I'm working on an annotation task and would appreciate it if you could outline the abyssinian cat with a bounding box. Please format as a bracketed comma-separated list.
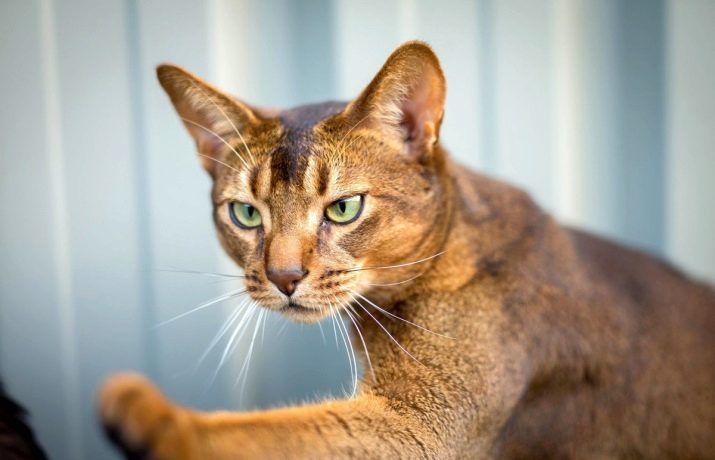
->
[98, 42, 715, 459]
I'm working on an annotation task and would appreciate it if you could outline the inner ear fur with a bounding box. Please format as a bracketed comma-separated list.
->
[344, 41, 446, 159]
[156, 64, 259, 175]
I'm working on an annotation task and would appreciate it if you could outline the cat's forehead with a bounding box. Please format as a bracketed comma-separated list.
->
[217, 100, 368, 204]
[214, 102, 346, 201]
[266, 101, 348, 187]
[278, 101, 347, 130]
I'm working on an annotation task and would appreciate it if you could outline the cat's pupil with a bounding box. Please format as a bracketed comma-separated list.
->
[246, 206, 254, 217]
[339, 201, 346, 213]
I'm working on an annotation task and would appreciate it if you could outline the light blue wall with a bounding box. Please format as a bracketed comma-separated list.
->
[1, 1, 713, 458]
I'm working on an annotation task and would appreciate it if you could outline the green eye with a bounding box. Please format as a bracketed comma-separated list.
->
[229, 202, 262, 228]
[325, 195, 363, 224]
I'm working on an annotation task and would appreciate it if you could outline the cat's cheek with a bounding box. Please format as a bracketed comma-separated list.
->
[315, 219, 332, 253]
[215, 229, 253, 268]
[335, 214, 382, 260]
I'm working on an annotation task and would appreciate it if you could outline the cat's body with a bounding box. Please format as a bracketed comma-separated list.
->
[99, 42, 715, 459]
[439, 167, 715, 458]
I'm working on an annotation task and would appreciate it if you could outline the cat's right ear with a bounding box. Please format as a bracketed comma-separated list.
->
[156, 64, 259, 176]
[340, 41, 446, 161]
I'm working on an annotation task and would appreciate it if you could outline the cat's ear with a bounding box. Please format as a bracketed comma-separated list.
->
[156, 64, 259, 175]
[344, 41, 446, 160]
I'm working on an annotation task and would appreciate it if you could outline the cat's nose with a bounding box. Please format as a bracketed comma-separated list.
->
[266, 267, 307, 296]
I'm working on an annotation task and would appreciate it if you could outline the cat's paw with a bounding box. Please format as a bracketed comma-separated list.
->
[98, 373, 199, 460]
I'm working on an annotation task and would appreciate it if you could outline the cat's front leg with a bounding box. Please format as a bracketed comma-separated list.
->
[98, 372, 443, 459]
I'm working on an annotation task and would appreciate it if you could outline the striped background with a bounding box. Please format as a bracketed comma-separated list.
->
[1, 1, 713, 458]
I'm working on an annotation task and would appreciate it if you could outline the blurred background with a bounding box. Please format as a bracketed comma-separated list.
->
[1, 0, 714, 458]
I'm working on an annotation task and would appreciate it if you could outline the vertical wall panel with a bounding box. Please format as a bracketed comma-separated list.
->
[414, 0, 482, 169]
[567, 1, 620, 238]
[288, 0, 338, 104]
[0, 2, 80, 458]
[552, 0, 666, 260]
[613, 0, 666, 255]
[666, 0, 715, 281]
[476, 0, 498, 173]
[492, 0, 556, 210]
[52, 0, 146, 457]
[124, 0, 158, 390]
[553, 0, 585, 223]
[134, 0, 233, 413]
[334, 0, 404, 99]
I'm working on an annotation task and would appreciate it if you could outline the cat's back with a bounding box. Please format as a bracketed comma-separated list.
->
[490, 228, 715, 459]
[564, 229, 715, 457]
[568, 227, 715, 338]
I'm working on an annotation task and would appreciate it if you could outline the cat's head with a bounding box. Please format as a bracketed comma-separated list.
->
[158, 42, 452, 322]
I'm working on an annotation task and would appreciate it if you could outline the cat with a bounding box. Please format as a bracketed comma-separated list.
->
[98, 41, 715, 459]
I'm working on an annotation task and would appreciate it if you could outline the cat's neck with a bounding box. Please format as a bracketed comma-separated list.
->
[415, 156, 551, 295]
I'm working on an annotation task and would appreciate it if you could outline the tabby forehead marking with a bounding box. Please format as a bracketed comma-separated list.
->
[316, 161, 330, 196]
[268, 102, 347, 189]
[302, 156, 332, 197]
[237, 168, 251, 197]
[250, 159, 272, 201]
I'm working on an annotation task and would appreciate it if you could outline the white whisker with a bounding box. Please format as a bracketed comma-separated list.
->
[155, 288, 247, 327]
[214, 305, 258, 378]
[330, 299, 356, 395]
[198, 153, 243, 175]
[316, 313, 327, 345]
[199, 301, 257, 394]
[329, 303, 340, 347]
[349, 293, 423, 366]
[338, 296, 375, 383]
[347, 250, 447, 273]
[182, 117, 249, 169]
[196, 298, 251, 367]
[235, 308, 266, 397]
[348, 289, 453, 339]
[187, 80, 255, 165]
[362, 271, 426, 287]
[260, 308, 268, 347]
[157, 268, 245, 279]
[336, 114, 370, 153]
[335, 307, 359, 396]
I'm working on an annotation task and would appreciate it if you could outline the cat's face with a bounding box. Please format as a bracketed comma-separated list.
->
[158, 42, 448, 322]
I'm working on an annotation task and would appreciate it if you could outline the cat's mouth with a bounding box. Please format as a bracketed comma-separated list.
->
[279, 300, 324, 323]
[285, 301, 313, 313]
[279, 300, 323, 322]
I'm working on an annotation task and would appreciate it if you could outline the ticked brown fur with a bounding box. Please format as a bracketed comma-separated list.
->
[98, 42, 715, 459]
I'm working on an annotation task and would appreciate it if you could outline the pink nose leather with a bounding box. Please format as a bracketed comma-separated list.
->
[266, 267, 307, 296]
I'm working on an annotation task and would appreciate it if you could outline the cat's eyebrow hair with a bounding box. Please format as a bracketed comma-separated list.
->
[317, 161, 330, 196]
[249, 165, 261, 197]
[247, 160, 273, 200]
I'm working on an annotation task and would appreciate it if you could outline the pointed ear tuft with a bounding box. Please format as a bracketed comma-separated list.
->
[345, 41, 446, 159]
[156, 64, 258, 175]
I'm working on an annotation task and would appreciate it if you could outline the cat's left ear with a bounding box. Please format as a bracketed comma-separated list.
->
[343, 41, 446, 160]
[156, 64, 260, 176]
